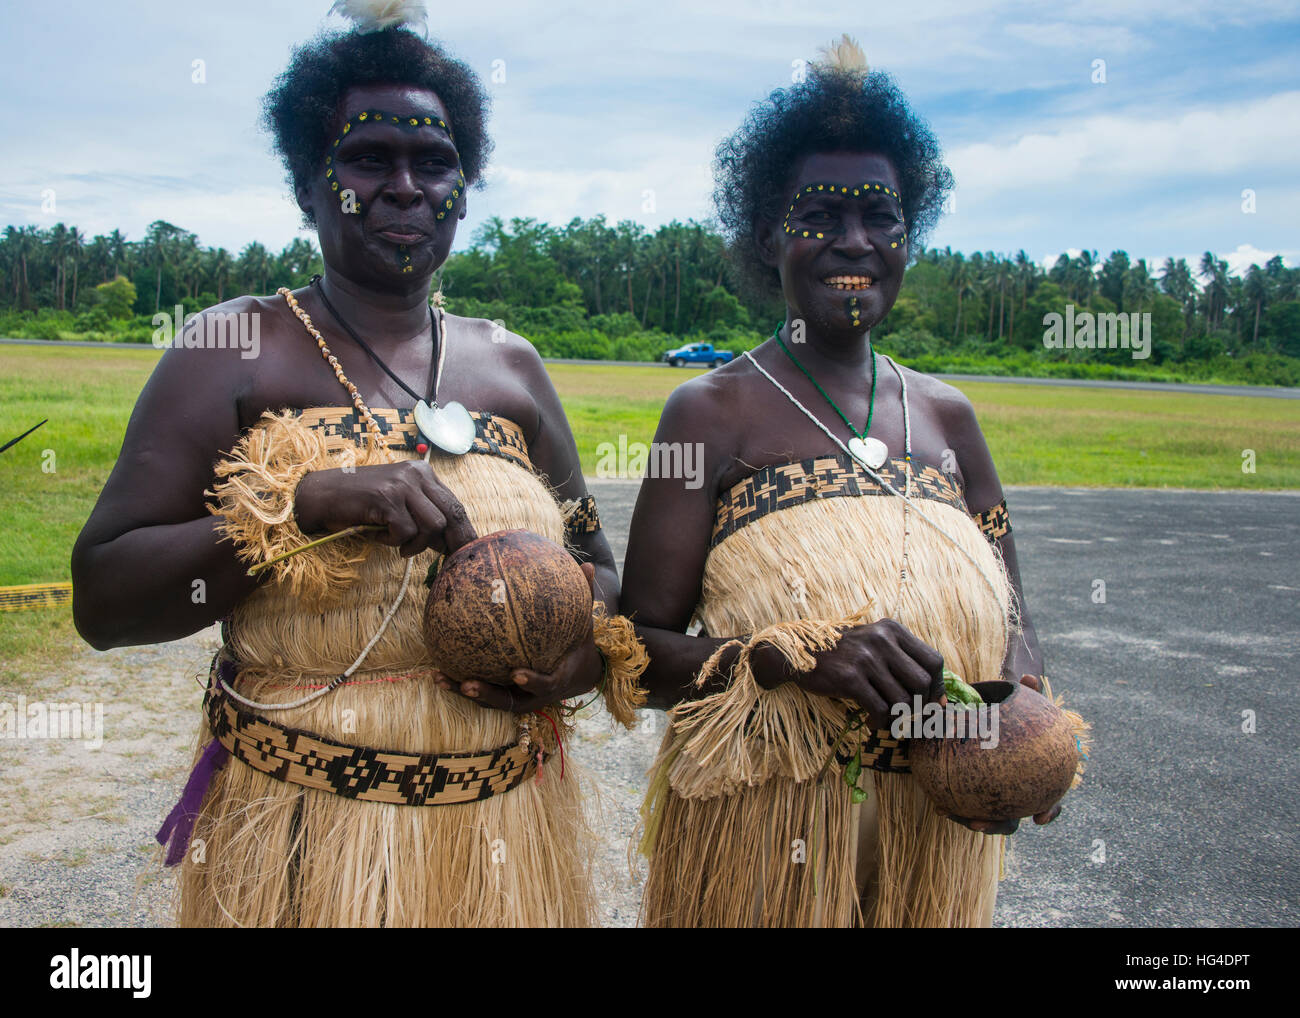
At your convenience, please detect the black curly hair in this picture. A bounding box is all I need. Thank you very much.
[262,27,491,225]
[713,67,953,299]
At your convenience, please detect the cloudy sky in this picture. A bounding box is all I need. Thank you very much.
[2,0,1296,275]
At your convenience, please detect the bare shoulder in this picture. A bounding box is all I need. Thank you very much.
[443,311,528,351]
[442,312,550,377]
[890,361,978,433]
[657,354,754,441]
[156,293,299,366]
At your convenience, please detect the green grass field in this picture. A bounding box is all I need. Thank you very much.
[2,344,1298,596]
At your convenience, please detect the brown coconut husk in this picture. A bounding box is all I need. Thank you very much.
[176,410,598,927]
[640,492,1015,928]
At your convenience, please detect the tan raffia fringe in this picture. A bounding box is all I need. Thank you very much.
[205,682,544,806]
[869,771,1002,928]
[591,609,649,729]
[208,410,394,611]
[640,493,1015,927]
[176,666,595,928]
[659,610,875,801]
[638,768,861,928]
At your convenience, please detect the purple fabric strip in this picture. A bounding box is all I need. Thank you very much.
[156,735,229,867]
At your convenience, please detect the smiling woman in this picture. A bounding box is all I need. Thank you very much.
[625,36,1082,928]
[69,0,646,929]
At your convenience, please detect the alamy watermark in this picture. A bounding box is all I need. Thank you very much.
[50,950,150,997]
[152,306,260,359]
[595,436,704,489]
[1,697,104,749]
[890,696,1000,749]
[1043,304,1150,360]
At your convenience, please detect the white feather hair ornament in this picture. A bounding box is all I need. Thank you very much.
[330,0,429,33]
[815,34,869,75]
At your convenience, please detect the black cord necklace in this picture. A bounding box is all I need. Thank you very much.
[311,274,435,404]
[308,274,476,455]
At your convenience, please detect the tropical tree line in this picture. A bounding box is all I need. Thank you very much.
[2,216,1298,382]
[0,220,321,324]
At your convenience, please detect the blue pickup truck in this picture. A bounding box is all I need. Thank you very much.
[661,342,734,368]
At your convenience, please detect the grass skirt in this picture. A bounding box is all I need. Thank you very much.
[640,493,1013,927]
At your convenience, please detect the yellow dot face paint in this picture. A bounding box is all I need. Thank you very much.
[325,109,464,224]
[781,180,907,246]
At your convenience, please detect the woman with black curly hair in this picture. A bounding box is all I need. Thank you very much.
[625,37,1064,927]
[72,1,647,927]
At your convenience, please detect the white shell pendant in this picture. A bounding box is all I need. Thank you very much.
[414,399,476,455]
[848,435,888,470]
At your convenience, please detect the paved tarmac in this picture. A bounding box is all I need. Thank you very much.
[589,480,1300,927]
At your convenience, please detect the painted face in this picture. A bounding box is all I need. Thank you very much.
[769,151,909,336]
[303,84,466,287]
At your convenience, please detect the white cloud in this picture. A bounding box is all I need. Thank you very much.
[1220,243,1296,275]
[947,91,1300,196]
[1003,22,1149,54]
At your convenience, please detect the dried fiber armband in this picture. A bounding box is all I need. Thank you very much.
[591,606,649,729]
[208,410,392,610]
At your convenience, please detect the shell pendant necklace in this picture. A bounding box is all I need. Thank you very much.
[310,275,475,455]
[773,324,888,470]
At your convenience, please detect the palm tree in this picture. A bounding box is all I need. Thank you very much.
[142,220,185,312]
[949,254,975,340]
[107,229,129,280]
[49,223,70,310]
[1242,265,1268,347]
[239,241,271,296]
[175,234,202,299]
[68,226,86,308]
[1125,258,1156,313]
[1199,251,1228,332]
[207,247,232,303]
[1160,257,1196,337]
[14,226,38,309]
[1074,250,1098,308]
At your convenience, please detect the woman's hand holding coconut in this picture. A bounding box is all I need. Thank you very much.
[753,628,1066,836]
[925,673,1067,837]
[751,617,946,730]
[295,460,479,557]
[432,561,605,713]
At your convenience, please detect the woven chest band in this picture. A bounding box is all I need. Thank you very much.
[293,407,534,472]
[204,685,544,806]
[710,453,968,548]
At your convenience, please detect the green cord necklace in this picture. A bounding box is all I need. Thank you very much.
[772,323,889,469]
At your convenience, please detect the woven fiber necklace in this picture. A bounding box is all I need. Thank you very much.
[774,324,888,470]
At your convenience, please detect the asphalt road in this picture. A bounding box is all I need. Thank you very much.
[588,480,1300,927]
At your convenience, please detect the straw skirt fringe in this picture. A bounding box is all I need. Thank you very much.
[641,493,1012,927]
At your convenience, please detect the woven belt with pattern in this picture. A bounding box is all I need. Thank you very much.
[205,657,544,806]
